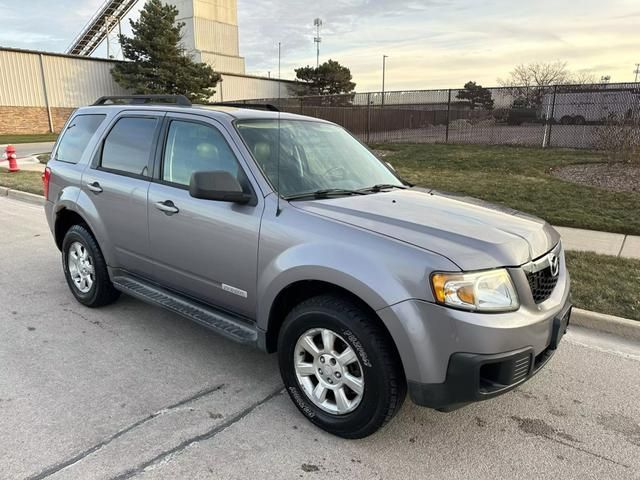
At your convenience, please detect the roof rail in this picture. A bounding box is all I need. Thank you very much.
[208,102,280,112]
[92,95,192,106]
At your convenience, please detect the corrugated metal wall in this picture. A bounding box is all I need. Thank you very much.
[0,49,47,106]
[0,48,126,107]
[194,17,240,56]
[42,55,129,107]
[0,47,293,108]
[213,73,293,102]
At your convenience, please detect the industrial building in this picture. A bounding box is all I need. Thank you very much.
[0,0,294,134]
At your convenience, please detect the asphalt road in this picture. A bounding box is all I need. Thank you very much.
[1,196,639,480]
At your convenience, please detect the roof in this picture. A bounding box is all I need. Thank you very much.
[75,102,330,123]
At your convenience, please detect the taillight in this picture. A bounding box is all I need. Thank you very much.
[42,167,52,199]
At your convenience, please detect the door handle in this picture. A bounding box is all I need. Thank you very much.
[86,181,103,194]
[154,200,179,215]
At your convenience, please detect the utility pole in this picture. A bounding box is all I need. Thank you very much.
[635,64,640,83]
[105,17,110,59]
[382,55,388,106]
[313,18,322,69]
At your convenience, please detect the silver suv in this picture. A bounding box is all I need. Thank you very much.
[44,95,571,438]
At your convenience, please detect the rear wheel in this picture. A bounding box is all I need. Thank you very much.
[62,225,120,307]
[278,294,406,438]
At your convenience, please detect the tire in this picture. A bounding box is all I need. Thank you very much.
[278,294,406,439]
[61,224,120,308]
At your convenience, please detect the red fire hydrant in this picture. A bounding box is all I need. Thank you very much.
[3,145,20,172]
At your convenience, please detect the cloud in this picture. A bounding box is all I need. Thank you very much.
[1,0,638,91]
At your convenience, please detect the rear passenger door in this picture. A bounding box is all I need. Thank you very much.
[82,112,163,277]
[147,113,262,318]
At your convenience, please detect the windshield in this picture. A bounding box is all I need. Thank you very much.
[235,119,403,198]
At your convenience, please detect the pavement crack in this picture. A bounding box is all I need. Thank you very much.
[511,416,630,469]
[541,433,630,469]
[26,384,226,480]
[110,387,284,480]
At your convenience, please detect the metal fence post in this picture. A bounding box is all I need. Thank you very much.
[445,89,452,143]
[367,93,372,143]
[547,85,557,148]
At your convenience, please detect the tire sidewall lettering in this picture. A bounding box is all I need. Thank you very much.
[288,385,316,418]
[342,329,373,368]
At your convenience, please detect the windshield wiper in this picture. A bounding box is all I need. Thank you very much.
[357,183,408,193]
[285,188,368,201]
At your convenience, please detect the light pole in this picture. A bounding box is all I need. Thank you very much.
[314,18,323,69]
[635,63,640,83]
[382,55,388,106]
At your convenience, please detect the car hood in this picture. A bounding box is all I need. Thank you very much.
[292,188,559,270]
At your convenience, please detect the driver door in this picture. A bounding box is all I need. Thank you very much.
[147,114,262,318]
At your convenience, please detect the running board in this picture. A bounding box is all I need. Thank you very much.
[113,275,257,345]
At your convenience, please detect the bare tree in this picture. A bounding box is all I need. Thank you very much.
[498,61,598,108]
[571,71,598,85]
[498,61,572,89]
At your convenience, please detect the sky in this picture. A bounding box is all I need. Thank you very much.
[1,0,639,91]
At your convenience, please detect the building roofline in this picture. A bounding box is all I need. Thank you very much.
[0,45,298,83]
[0,45,125,63]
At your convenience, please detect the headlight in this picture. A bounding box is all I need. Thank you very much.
[431,269,519,312]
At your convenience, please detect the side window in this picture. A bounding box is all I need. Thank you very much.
[162,120,239,186]
[56,114,106,164]
[101,117,158,177]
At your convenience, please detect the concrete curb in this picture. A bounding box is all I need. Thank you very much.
[4,188,45,206]
[571,308,640,342]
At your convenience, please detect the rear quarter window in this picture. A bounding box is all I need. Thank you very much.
[100,117,158,177]
[55,114,106,164]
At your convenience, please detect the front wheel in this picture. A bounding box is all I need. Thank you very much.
[278,294,406,438]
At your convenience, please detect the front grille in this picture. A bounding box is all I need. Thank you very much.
[526,266,559,304]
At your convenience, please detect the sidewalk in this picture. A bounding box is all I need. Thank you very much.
[1,155,46,172]
[554,226,640,260]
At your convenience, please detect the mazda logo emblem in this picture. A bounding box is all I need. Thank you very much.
[549,254,560,277]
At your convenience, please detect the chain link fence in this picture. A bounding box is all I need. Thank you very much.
[235,83,640,149]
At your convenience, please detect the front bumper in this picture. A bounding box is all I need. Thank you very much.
[408,301,571,410]
[376,255,571,410]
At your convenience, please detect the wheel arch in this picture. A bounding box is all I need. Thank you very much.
[54,208,91,250]
[53,190,115,265]
[262,279,405,378]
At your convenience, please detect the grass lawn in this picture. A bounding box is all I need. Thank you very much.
[376,144,640,236]
[0,133,58,144]
[0,168,43,195]
[566,251,640,321]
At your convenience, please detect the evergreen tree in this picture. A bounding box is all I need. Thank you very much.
[112,0,220,103]
[456,81,494,110]
[294,60,356,96]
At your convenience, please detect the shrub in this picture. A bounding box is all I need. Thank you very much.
[594,117,640,164]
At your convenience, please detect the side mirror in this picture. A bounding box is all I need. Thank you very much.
[189,171,252,204]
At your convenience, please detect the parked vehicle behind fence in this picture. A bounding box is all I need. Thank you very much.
[541,88,640,125]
